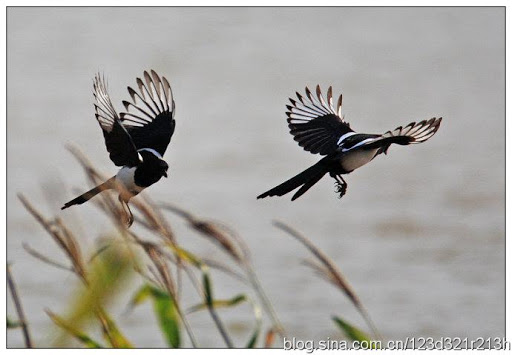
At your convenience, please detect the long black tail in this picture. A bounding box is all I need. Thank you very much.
[61,177,115,210]
[257,160,328,201]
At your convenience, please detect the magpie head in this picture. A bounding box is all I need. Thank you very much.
[159,159,169,178]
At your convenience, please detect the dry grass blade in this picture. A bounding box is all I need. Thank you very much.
[142,243,198,347]
[157,250,235,348]
[161,204,245,263]
[273,221,359,306]
[55,218,87,277]
[45,309,102,348]
[22,242,74,273]
[65,144,105,183]
[66,145,132,229]
[162,203,285,338]
[95,308,133,348]
[127,198,183,307]
[130,197,176,244]
[67,145,178,243]
[201,258,247,284]
[7,264,33,348]
[273,221,381,340]
[301,259,343,286]
[144,244,177,299]
[18,194,87,283]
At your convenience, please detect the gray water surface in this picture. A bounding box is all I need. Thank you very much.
[7,7,504,348]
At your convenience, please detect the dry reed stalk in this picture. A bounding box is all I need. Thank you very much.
[161,204,285,338]
[273,221,381,340]
[130,197,176,244]
[66,145,132,229]
[20,193,139,348]
[18,194,87,283]
[7,264,33,348]
[128,197,184,305]
[143,239,233,347]
[67,146,186,306]
[144,244,177,299]
[200,258,247,284]
[141,242,198,347]
[161,204,245,263]
[22,242,74,273]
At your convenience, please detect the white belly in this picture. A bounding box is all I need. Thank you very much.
[116,166,144,199]
[340,148,379,172]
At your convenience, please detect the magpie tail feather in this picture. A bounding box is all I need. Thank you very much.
[61,177,116,210]
[257,160,328,201]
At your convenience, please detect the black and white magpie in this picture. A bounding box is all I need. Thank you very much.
[257,86,442,201]
[61,70,176,224]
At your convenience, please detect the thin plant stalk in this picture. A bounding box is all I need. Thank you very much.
[274,221,381,340]
[160,203,285,337]
[7,264,33,348]
[140,242,198,348]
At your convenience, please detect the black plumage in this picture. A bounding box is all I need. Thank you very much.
[62,70,176,226]
[258,85,442,201]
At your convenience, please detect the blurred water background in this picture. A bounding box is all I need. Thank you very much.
[7,7,504,348]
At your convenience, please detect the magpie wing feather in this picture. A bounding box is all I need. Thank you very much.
[93,74,141,167]
[383,117,442,143]
[361,117,442,154]
[120,70,176,156]
[287,85,353,155]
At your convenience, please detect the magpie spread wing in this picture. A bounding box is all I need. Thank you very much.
[286,85,353,155]
[93,74,142,167]
[383,117,442,143]
[120,70,176,156]
[359,117,443,154]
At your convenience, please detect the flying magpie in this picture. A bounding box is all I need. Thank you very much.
[257,86,442,201]
[61,70,176,225]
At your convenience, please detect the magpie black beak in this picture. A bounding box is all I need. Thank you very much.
[163,171,168,178]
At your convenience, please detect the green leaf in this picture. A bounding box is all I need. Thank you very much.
[170,245,203,268]
[7,317,22,329]
[332,316,378,349]
[129,284,181,348]
[152,289,180,348]
[47,311,103,348]
[187,294,247,313]
[97,308,133,348]
[202,271,213,306]
[51,241,135,347]
[245,324,260,348]
[128,285,152,309]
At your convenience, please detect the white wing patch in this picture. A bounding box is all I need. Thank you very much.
[287,85,345,125]
[120,70,175,128]
[93,74,119,133]
[138,148,163,159]
[337,132,358,146]
[341,137,378,152]
[382,117,442,143]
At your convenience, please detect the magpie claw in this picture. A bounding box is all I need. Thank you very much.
[118,195,134,227]
[332,175,347,199]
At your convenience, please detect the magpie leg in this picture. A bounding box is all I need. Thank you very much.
[118,195,134,227]
[331,174,347,199]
